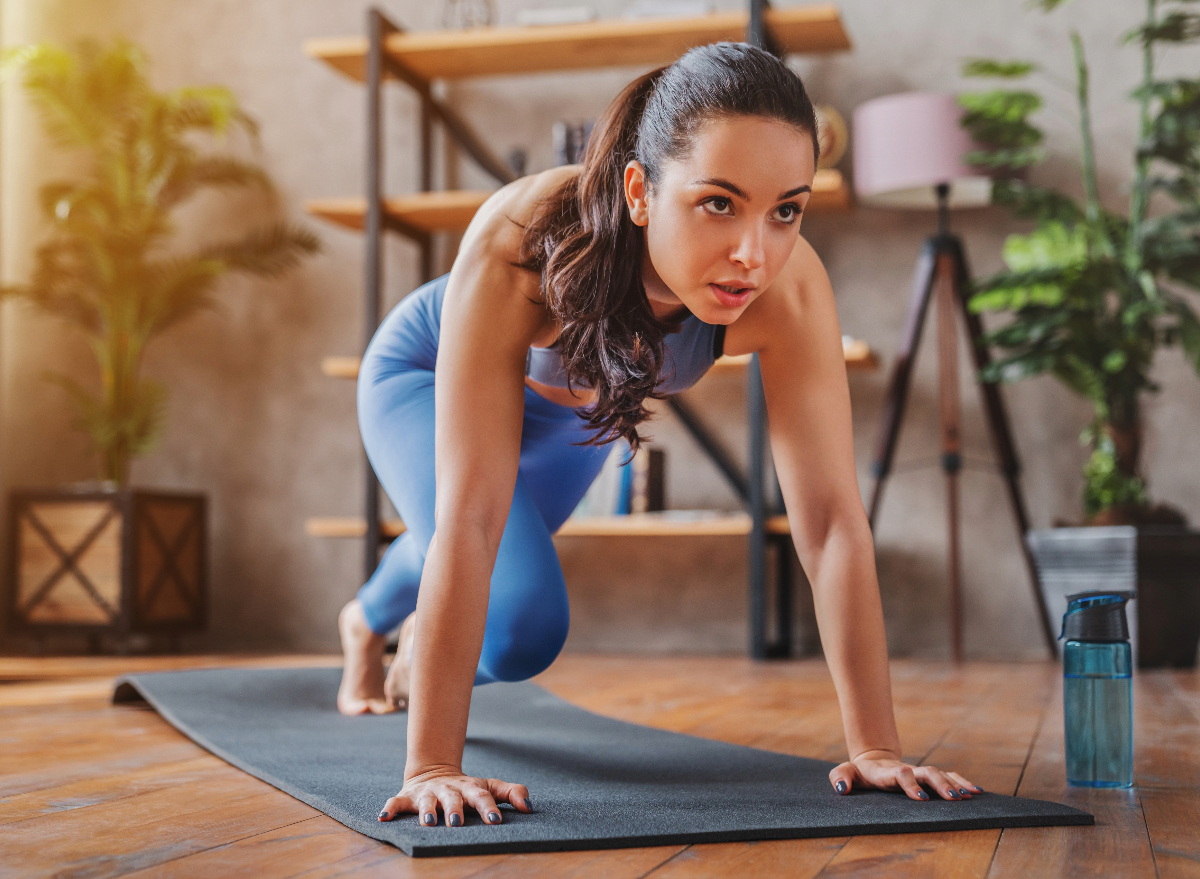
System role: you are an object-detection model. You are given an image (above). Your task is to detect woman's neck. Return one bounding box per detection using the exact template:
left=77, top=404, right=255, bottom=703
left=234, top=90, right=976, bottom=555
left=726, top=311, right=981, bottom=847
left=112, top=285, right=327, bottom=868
left=641, top=252, right=689, bottom=324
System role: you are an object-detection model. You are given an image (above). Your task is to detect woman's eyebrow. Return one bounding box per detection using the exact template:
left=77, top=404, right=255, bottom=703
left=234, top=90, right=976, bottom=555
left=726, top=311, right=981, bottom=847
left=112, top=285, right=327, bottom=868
left=693, top=178, right=812, bottom=201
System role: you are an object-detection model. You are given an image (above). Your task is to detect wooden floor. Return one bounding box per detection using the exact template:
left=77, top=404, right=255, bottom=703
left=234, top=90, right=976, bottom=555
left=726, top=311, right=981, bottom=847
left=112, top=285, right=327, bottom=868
left=2, top=654, right=1198, bottom=878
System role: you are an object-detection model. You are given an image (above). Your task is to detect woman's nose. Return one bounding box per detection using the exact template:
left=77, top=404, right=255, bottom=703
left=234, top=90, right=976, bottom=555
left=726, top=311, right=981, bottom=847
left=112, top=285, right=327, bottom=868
left=730, top=223, right=765, bottom=271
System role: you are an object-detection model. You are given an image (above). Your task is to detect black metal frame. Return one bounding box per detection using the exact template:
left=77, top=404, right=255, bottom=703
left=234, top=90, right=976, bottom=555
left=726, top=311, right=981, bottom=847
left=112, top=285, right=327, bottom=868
left=357, top=3, right=795, bottom=659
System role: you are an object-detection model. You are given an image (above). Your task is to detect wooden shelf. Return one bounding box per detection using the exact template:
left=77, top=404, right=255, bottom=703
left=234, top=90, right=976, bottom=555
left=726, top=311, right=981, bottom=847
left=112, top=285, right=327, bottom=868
left=306, top=512, right=789, bottom=540
left=306, top=190, right=495, bottom=234
left=322, top=335, right=877, bottom=382
left=305, top=6, right=850, bottom=83
left=307, top=169, right=850, bottom=237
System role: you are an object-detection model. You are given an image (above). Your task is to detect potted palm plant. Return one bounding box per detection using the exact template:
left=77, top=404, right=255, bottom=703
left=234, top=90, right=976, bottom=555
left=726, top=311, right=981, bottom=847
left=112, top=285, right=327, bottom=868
left=960, top=0, right=1200, bottom=666
left=2, top=39, right=318, bottom=651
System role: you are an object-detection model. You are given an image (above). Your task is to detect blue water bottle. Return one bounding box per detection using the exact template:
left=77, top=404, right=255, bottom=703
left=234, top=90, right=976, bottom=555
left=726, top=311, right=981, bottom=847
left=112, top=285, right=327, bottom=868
left=1061, top=591, right=1134, bottom=788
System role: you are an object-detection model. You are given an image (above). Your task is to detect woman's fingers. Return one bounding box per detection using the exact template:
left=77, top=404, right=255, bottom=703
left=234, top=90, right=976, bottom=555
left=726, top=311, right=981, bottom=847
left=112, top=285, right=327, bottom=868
left=914, top=765, right=968, bottom=800
left=467, top=784, right=504, bottom=824
left=828, top=761, right=859, bottom=795
left=488, top=778, right=534, bottom=812
left=890, top=764, right=931, bottom=801
left=947, top=770, right=983, bottom=795
left=378, top=792, right=413, bottom=822
left=417, top=792, right=440, bottom=826
left=441, top=789, right=466, bottom=827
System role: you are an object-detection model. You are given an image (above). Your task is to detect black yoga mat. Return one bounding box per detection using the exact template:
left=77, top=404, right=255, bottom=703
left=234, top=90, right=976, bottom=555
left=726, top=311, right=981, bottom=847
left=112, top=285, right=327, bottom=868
left=113, top=667, right=1091, bottom=857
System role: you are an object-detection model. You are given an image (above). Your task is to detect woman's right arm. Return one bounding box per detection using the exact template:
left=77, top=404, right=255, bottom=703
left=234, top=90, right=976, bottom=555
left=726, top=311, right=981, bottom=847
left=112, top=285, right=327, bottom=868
left=377, top=175, right=563, bottom=828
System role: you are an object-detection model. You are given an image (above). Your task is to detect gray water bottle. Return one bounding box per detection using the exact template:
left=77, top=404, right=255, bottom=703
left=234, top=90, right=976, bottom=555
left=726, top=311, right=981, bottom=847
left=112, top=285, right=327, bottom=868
left=1061, top=591, right=1134, bottom=788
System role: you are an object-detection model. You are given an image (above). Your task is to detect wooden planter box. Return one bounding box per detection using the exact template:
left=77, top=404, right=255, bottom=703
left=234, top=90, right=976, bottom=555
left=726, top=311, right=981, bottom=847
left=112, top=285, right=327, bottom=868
left=6, top=487, right=207, bottom=645
left=1027, top=526, right=1200, bottom=668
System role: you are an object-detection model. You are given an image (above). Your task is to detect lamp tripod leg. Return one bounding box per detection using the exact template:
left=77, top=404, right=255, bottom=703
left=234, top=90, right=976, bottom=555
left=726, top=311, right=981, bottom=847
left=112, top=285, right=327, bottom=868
left=867, top=238, right=940, bottom=530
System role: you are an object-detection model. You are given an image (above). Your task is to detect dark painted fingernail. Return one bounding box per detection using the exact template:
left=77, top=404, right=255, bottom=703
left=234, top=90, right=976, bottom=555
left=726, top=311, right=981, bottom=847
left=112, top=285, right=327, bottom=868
left=917, top=791, right=930, bottom=800
left=523, top=797, right=533, bottom=811
left=379, top=810, right=390, bottom=820
left=488, top=811, right=501, bottom=823
left=450, top=813, right=462, bottom=827
left=424, top=812, right=436, bottom=825
left=948, top=790, right=962, bottom=799
left=959, top=788, right=970, bottom=796
left=973, top=786, right=984, bottom=792
left=835, top=780, right=847, bottom=795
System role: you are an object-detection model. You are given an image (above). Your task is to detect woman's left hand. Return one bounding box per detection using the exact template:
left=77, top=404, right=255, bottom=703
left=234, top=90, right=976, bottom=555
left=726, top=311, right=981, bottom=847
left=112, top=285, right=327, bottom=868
left=829, top=750, right=983, bottom=801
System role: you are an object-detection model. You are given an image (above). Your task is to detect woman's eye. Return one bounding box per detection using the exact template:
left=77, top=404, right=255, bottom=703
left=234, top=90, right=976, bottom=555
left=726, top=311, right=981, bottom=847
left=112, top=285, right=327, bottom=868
left=775, top=203, right=801, bottom=223
left=703, top=197, right=733, bottom=215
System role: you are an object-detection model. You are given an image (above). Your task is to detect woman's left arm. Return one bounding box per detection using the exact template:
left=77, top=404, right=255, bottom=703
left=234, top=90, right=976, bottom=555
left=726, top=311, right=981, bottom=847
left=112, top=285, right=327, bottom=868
left=745, top=237, right=980, bottom=802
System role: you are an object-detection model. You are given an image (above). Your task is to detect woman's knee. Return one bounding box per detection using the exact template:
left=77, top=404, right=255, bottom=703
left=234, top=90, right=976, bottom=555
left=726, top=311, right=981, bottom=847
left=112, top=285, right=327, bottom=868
left=478, top=595, right=570, bottom=682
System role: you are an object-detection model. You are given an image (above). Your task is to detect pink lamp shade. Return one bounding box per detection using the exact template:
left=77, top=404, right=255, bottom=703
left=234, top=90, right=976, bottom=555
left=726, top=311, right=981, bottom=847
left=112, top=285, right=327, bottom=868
left=852, top=91, right=992, bottom=210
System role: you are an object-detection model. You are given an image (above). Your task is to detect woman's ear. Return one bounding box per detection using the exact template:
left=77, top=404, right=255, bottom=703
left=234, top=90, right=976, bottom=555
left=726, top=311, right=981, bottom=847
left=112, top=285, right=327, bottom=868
left=624, top=160, right=650, bottom=227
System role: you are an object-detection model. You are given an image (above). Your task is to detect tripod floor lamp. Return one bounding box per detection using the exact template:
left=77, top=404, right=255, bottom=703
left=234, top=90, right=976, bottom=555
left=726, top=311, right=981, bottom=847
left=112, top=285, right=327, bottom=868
left=852, top=92, right=1056, bottom=662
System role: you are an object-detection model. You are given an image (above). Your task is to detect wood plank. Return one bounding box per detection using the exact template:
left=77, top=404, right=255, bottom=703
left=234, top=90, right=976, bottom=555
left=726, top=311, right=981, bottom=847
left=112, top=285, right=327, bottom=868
left=0, top=776, right=317, bottom=878
left=0, top=653, right=341, bottom=683
left=305, top=190, right=494, bottom=234
left=812, top=664, right=1056, bottom=879
left=1134, top=672, right=1200, bottom=877
left=304, top=6, right=850, bottom=83
left=986, top=674, right=1156, bottom=879
left=647, top=839, right=848, bottom=878
left=305, top=512, right=794, bottom=540
left=0, top=756, right=223, bottom=824
left=320, top=332, right=876, bottom=384
left=306, top=170, right=850, bottom=238
left=288, top=842, right=508, bottom=879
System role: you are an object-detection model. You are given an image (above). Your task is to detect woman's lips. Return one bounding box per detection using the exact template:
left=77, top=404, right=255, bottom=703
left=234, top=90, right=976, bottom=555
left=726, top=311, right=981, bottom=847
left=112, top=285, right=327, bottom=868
left=709, top=283, right=754, bottom=308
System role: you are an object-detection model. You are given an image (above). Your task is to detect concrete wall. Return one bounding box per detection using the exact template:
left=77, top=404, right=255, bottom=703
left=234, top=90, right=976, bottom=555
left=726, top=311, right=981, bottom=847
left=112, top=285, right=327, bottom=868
left=2, top=0, right=1197, bottom=657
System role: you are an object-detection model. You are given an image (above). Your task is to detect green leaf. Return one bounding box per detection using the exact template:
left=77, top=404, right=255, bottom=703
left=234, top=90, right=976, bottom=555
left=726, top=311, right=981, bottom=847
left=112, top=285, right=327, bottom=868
left=992, top=179, right=1084, bottom=224
left=1103, top=350, right=1128, bottom=372
left=200, top=222, right=320, bottom=276
left=964, top=146, right=1045, bottom=170
left=1125, top=11, right=1200, bottom=44
left=1173, top=299, right=1200, bottom=374
left=1002, top=222, right=1088, bottom=272
left=959, top=91, right=1044, bottom=149
left=961, top=58, right=1036, bottom=78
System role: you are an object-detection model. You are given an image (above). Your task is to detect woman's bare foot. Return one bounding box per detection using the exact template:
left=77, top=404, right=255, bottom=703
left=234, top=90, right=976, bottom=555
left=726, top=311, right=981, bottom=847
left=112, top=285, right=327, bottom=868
left=383, top=610, right=417, bottom=710
left=337, top=600, right=399, bottom=716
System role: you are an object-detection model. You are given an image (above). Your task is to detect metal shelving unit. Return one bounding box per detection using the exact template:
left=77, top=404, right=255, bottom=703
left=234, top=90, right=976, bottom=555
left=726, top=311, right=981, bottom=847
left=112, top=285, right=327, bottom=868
left=305, top=2, right=856, bottom=659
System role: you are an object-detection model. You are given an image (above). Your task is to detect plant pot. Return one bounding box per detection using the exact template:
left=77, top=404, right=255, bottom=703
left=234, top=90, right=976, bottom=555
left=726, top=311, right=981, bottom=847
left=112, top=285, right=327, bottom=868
left=6, top=485, right=207, bottom=650
left=1027, top=526, right=1200, bottom=668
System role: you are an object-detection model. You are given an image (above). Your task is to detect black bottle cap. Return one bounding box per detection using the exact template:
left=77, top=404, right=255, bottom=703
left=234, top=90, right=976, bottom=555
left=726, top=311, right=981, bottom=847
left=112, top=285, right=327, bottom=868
left=1060, top=591, right=1135, bottom=643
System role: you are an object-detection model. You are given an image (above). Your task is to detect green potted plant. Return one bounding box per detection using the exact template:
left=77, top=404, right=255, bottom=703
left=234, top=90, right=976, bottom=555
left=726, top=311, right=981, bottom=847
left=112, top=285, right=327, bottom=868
left=2, top=39, right=318, bottom=651
left=960, top=0, right=1200, bottom=666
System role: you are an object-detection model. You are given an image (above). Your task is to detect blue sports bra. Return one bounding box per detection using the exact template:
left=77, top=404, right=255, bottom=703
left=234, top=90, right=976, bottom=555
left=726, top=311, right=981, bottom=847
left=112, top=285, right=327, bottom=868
left=525, top=314, right=726, bottom=395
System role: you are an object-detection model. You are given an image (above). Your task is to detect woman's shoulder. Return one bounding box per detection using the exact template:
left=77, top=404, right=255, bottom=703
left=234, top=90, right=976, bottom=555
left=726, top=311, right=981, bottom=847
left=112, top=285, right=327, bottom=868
left=465, top=165, right=580, bottom=253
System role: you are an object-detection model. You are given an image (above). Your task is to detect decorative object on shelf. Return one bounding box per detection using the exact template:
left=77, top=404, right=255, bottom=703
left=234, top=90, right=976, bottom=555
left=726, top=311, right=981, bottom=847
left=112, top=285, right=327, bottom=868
left=813, top=104, right=848, bottom=169
left=960, top=0, right=1200, bottom=666
left=441, top=0, right=495, bottom=30
left=853, top=90, right=1054, bottom=661
left=552, top=120, right=594, bottom=166
left=623, top=0, right=714, bottom=19
left=507, top=147, right=528, bottom=178
left=1, top=39, right=318, bottom=652
left=615, top=446, right=666, bottom=515
left=515, top=6, right=597, bottom=26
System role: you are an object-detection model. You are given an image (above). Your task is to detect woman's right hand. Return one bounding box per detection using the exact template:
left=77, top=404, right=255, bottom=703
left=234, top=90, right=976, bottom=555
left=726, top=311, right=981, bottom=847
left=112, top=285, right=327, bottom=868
left=378, top=766, right=534, bottom=827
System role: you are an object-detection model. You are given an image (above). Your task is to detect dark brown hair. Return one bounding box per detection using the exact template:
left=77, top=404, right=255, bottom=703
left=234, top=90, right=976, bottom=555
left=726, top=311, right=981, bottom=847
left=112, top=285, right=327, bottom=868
left=517, top=42, right=819, bottom=450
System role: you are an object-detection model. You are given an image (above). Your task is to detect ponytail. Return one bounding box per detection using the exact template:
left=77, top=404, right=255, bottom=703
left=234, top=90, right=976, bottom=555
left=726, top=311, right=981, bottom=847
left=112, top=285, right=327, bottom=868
left=517, top=68, right=669, bottom=451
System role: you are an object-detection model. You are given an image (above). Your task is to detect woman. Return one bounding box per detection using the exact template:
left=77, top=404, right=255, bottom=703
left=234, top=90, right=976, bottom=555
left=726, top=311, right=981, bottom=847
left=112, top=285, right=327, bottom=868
left=338, top=42, right=981, bottom=828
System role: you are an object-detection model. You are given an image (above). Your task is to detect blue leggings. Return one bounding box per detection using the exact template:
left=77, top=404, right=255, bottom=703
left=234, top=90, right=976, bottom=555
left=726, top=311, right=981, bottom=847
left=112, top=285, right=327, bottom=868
left=355, top=274, right=611, bottom=685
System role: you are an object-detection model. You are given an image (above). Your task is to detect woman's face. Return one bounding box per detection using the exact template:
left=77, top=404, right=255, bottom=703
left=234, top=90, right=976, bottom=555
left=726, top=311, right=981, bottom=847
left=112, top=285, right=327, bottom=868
left=624, top=114, right=816, bottom=325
